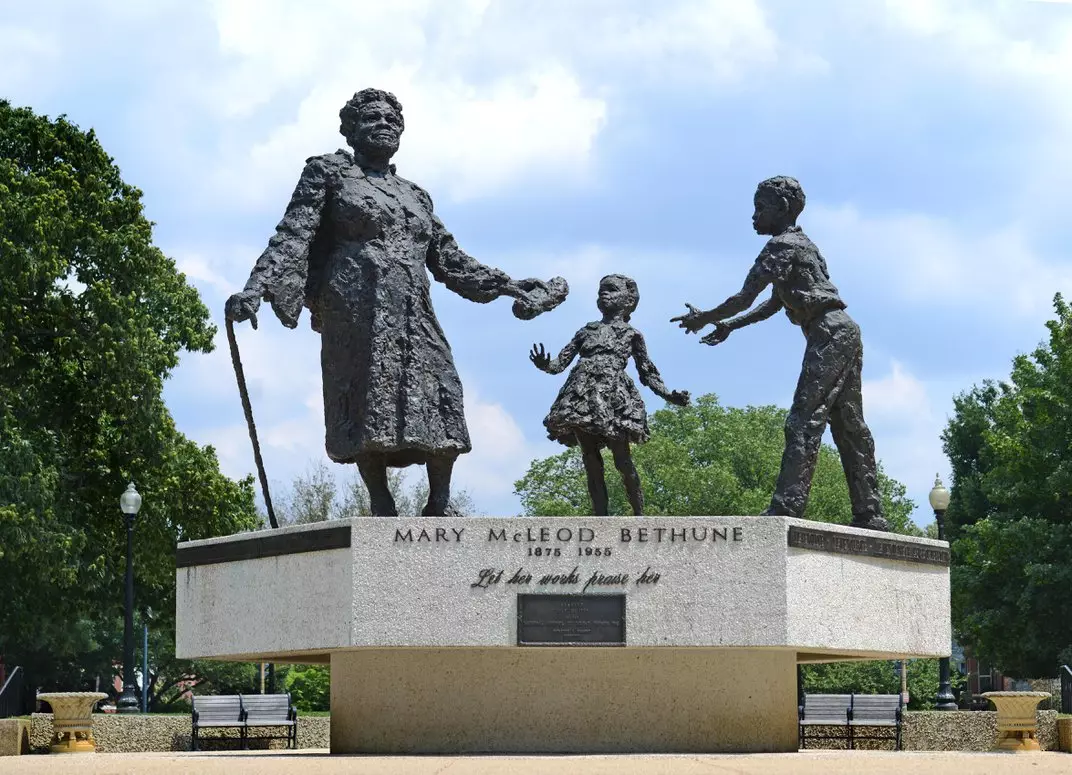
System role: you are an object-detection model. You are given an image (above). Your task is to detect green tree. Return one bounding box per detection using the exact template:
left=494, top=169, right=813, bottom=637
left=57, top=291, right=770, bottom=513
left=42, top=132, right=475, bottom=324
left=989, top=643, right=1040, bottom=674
left=279, top=460, right=343, bottom=524
left=0, top=100, right=260, bottom=697
left=284, top=665, right=330, bottom=711
left=801, top=659, right=958, bottom=711
left=278, top=459, right=478, bottom=523
left=941, top=297, right=1072, bottom=677
left=515, top=394, right=916, bottom=533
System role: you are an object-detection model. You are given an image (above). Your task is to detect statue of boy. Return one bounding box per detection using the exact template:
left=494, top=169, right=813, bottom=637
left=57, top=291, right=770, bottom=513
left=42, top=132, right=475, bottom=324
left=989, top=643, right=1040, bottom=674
left=225, top=88, right=567, bottom=516
left=672, top=176, right=888, bottom=531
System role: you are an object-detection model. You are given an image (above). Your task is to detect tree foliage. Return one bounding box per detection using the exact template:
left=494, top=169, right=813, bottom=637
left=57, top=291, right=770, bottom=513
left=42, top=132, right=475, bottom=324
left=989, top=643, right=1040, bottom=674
left=801, top=659, right=959, bottom=711
left=515, top=394, right=917, bottom=533
left=0, top=100, right=260, bottom=696
left=284, top=665, right=330, bottom=711
left=277, top=459, right=477, bottom=524
left=942, top=294, right=1072, bottom=676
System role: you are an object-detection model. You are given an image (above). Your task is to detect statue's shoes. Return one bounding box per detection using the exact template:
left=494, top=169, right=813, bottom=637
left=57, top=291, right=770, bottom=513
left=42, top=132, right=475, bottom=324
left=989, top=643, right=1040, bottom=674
left=849, top=514, right=890, bottom=532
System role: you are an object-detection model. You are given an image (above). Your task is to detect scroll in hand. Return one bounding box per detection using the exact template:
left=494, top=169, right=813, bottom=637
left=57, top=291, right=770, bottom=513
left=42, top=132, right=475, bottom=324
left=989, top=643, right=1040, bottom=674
left=510, top=277, right=570, bottom=320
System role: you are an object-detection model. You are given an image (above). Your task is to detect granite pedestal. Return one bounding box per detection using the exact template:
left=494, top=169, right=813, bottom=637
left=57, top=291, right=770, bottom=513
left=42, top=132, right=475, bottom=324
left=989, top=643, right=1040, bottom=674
left=175, top=516, right=950, bottom=754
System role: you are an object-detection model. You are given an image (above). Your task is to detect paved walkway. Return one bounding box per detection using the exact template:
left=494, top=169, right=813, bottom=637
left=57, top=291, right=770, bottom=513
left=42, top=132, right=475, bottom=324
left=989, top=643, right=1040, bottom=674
left=3, top=751, right=1070, bottom=774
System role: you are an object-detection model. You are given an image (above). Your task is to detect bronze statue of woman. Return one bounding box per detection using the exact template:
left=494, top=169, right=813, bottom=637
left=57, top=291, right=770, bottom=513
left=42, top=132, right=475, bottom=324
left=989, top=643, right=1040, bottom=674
left=225, top=88, right=567, bottom=516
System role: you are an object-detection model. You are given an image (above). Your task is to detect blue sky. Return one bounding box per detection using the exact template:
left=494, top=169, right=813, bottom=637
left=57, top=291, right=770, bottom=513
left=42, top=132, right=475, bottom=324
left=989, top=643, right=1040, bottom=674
left=4, top=0, right=1072, bottom=524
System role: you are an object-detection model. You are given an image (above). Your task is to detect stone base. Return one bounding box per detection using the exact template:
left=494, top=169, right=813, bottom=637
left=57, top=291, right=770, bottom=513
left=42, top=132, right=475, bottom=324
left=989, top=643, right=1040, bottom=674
left=1058, top=717, right=1072, bottom=753
left=329, top=647, right=797, bottom=754
left=995, top=731, right=1042, bottom=753
left=0, top=719, right=31, bottom=756
left=177, top=517, right=950, bottom=755
left=50, top=730, right=97, bottom=753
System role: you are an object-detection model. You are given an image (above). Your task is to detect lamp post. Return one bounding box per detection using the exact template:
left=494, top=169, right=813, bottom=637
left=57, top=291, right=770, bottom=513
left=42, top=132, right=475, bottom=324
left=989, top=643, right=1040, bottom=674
left=117, top=483, right=142, bottom=714
left=929, top=474, right=957, bottom=711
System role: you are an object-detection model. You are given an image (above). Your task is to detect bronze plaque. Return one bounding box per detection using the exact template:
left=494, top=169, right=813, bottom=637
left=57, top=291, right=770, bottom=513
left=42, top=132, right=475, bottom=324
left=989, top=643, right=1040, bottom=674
left=787, top=525, right=949, bottom=567
left=517, top=594, right=626, bottom=646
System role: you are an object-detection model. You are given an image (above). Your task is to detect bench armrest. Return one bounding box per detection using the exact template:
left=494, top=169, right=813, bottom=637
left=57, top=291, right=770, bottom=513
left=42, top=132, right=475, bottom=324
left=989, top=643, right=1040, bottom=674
left=192, top=709, right=199, bottom=723
left=289, top=705, right=298, bottom=722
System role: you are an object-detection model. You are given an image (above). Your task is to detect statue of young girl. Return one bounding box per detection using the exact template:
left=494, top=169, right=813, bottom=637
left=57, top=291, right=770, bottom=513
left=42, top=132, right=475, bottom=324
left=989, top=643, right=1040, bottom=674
left=530, top=274, right=690, bottom=516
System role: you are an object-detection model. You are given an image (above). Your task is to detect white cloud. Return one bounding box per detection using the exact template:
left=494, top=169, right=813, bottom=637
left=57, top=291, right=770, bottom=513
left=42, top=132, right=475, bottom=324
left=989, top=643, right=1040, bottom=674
left=182, top=0, right=811, bottom=208
left=173, top=251, right=239, bottom=298
left=455, top=380, right=553, bottom=514
left=2, top=1, right=834, bottom=211
left=862, top=359, right=951, bottom=523
left=399, top=66, right=606, bottom=202
left=880, top=0, right=1072, bottom=119
left=228, top=64, right=607, bottom=206
left=863, top=360, right=931, bottom=420
left=809, top=204, right=1072, bottom=319
left=570, top=0, right=784, bottom=82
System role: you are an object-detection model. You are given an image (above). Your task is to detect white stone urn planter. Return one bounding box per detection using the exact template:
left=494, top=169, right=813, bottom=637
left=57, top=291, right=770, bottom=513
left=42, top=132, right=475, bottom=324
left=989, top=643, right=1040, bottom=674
left=981, top=691, right=1051, bottom=752
left=36, top=692, right=108, bottom=753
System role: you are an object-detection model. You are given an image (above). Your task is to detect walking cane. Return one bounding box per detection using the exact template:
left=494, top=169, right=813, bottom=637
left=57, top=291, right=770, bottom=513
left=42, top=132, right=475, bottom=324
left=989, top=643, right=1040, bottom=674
left=226, top=316, right=279, bottom=529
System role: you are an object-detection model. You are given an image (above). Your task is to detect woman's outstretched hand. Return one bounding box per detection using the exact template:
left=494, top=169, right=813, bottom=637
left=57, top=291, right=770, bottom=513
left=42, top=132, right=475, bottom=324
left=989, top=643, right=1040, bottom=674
left=667, top=389, right=691, bottom=407
left=530, top=343, right=552, bottom=372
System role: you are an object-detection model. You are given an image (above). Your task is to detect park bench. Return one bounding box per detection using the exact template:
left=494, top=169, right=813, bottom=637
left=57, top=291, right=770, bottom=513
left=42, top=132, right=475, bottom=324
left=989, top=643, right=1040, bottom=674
left=799, top=693, right=903, bottom=750
left=191, top=693, right=297, bottom=750
left=241, top=693, right=298, bottom=749
left=799, top=693, right=852, bottom=748
left=848, top=693, right=902, bottom=750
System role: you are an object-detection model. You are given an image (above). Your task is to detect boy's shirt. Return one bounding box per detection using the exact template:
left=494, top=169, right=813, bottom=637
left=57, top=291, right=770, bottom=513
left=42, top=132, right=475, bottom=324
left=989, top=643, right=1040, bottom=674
left=751, top=226, right=846, bottom=328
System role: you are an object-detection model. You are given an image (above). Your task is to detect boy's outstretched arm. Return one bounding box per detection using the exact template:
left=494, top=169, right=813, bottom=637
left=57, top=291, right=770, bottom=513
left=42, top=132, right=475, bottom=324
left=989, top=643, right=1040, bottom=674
left=700, top=292, right=782, bottom=346
left=672, top=261, right=772, bottom=334
left=726, top=292, right=782, bottom=330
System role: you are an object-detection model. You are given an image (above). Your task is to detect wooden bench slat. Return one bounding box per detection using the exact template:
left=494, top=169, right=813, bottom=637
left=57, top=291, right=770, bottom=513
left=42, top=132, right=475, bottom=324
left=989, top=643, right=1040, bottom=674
left=195, top=720, right=247, bottom=727
left=243, top=695, right=294, bottom=726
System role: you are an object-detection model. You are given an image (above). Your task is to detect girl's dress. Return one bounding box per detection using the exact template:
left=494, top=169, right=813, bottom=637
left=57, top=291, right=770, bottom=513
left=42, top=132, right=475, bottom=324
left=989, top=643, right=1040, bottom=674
left=544, top=320, right=664, bottom=447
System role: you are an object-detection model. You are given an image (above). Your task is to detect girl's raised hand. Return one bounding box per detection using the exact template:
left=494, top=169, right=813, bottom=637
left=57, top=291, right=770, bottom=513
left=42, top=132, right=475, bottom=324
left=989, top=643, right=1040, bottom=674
left=530, top=343, right=551, bottom=371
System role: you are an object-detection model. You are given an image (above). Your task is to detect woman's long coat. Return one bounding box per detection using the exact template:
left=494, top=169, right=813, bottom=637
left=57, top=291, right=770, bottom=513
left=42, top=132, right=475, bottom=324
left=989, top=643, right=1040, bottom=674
left=244, top=149, right=515, bottom=467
